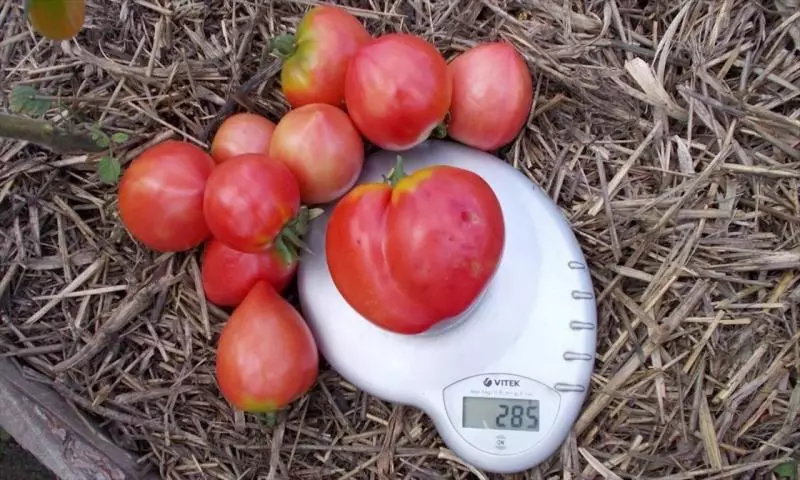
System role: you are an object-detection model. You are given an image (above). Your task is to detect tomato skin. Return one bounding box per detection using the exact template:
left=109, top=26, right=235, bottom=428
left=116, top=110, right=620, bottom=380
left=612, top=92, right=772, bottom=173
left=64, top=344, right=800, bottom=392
left=268, top=103, right=364, bottom=204
left=26, top=0, right=85, bottom=40
left=201, top=239, right=298, bottom=308
left=281, top=5, right=371, bottom=108
left=325, top=164, right=504, bottom=334
left=447, top=42, right=533, bottom=151
left=118, top=141, right=216, bottom=252
left=344, top=34, right=452, bottom=151
left=210, top=113, right=276, bottom=164
left=203, top=154, right=301, bottom=254
left=215, top=281, right=318, bottom=412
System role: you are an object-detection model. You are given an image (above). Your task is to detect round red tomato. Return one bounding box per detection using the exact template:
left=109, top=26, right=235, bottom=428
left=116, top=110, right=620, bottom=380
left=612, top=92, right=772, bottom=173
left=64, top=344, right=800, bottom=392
left=269, top=103, right=364, bottom=204
left=118, top=140, right=215, bottom=252
left=203, top=153, right=301, bottom=254
left=447, top=42, right=533, bottom=151
left=201, top=238, right=298, bottom=307
left=27, top=0, right=85, bottom=40
left=344, top=33, right=452, bottom=151
left=210, top=113, right=276, bottom=164
left=215, top=281, right=318, bottom=412
left=279, top=5, right=371, bottom=108
left=325, top=158, right=505, bottom=334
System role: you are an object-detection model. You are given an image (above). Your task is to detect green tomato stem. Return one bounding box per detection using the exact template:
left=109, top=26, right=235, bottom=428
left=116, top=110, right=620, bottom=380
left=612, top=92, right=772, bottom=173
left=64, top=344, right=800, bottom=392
left=430, top=122, right=448, bottom=139
left=270, top=34, right=297, bottom=59
left=385, top=155, right=408, bottom=187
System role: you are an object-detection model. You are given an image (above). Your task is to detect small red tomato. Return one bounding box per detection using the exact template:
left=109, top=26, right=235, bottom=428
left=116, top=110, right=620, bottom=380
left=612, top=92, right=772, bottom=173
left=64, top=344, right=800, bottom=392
left=279, top=5, right=371, bottom=108
left=118, top=140, right=216, bottom=252
left=203, top=153, right=301, bottom=254
left=344, top=34, right=452, bottom=151
left=325, top=157, right=505, bottom=334
left=210, top=113, right=276, bottom=164
left=215, top=281, right=318, bottom=412
left=269, top=103, right=364, bottom=204
left=201, top=238, right=298, bottom=308
left=26, top=0, right=85, bottom=40
left=447, top=42, right=533, bottom=151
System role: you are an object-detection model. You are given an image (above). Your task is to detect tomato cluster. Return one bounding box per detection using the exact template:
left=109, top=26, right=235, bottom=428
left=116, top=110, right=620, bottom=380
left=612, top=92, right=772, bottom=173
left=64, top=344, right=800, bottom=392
left=116, top=5, right=532, bottom=415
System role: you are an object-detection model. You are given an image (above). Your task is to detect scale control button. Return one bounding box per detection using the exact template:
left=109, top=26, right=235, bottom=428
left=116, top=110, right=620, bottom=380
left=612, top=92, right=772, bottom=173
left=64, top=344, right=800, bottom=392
left=570, top=320, right=595, bottom=331
left=567, top=261, right=586, bottom=270
left=495, top=435, right=506, bottom=450
left=563, top=351, right=593, bottom=362
left=571, top=290, right=594, bottom=300
left=554, top=383, right=586, bottom=393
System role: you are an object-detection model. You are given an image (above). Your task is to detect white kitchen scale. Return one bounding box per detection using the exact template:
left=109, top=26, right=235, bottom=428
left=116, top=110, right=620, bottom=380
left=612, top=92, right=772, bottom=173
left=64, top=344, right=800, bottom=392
left=297, top=139, right=597, bottom=474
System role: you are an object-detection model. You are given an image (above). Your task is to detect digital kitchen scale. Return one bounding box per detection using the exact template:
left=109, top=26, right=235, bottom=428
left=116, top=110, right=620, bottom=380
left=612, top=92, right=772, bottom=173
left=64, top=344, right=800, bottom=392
left=297, top=139, right=597, bottom=474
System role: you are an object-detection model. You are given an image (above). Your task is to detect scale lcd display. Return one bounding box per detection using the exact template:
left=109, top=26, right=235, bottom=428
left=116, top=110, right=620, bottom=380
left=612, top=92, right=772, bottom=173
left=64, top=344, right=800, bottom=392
left=462, top=397, right=540, bottom=431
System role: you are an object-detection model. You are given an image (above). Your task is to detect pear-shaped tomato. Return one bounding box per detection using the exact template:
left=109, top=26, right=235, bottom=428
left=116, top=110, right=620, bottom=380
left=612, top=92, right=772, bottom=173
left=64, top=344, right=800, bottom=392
left=201, top=239, right=298, bottom=308
left=325, top=157, right=505, bottom=334
left=278, top=5, right=371, bottom=108
left=446, top=42, right=533, bottom=151
left=215, top=281, right=318, bottom=412
left=26, top=0, right=85, bottom=40
left=344, top=34, right=452, bottom=151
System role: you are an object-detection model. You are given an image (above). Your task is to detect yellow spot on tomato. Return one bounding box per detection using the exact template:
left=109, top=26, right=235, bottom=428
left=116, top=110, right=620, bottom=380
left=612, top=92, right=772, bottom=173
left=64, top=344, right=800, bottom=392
left=391, top=168, right=434, bottom=204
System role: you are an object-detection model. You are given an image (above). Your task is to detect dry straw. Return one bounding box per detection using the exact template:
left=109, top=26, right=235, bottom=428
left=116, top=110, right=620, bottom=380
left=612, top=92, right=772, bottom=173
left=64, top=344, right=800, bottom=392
left=1, top=1, right=799, bottom=479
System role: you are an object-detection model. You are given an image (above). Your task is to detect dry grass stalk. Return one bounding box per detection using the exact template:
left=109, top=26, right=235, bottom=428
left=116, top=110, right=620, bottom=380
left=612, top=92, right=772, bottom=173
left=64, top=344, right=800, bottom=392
left=1, top=0, right=799, bottom=479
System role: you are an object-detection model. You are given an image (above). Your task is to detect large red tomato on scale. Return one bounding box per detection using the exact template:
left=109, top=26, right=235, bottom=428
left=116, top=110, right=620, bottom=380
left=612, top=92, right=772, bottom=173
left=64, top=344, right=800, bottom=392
left=277, top=5, right=371, bottom=108
left=215, top=281, right=318, bottom=412
left=118, top=140, right=216, bottom=252
left=210, top=113, right=276, bottom=164
left=203, top=153, right=301, bottom=254
left=446, top=42, right=533, bottom=151
left=201, top=239, right=298, bottom=308
left=269, top=103, right=364, bottom=204
left=325, top=157, right=505, bottom=334
left=344, top=34, right=452, bottom=151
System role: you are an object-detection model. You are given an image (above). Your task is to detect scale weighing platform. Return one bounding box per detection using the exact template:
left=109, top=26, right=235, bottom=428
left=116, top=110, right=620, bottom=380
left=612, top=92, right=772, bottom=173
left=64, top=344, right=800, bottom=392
left=297, top=139, right=597, bottom=474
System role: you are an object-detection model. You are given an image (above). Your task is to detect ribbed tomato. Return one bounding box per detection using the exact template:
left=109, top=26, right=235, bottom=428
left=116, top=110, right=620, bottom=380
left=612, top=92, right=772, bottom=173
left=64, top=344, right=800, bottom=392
left=210, top=113, right=275, bottom=164
left=325, top=157, right=505, bottom=334
left=215, top=281, right=318, bottom=412
left=203, top=153, right=301, bottom=254
left=269, top=103, right=364, bottom=204
left=26, top=0, right=85, bottom=40
left=201, top=238, right=298, bottom=308
left=344, top=34, right=452, bottom=151
left=118, top=141, right=216, bottom=252
left=278, top=5, right=371, bottom=108
left=446, top=42, right=533, bottom=151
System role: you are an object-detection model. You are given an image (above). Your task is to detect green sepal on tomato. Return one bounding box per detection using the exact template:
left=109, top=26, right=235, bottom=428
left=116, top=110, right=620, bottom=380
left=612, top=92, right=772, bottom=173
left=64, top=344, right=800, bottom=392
left=274, top=5, right=371, bottom=108
left=325, top=156, right=505, bottom=335
left=201, top=238, right=298, bottom=308
left=344, top=34, right=453, bottom=151
left=118, top=140, right=216, bottom=253
left=26, top=0, right=85, bottom=40
left=215, top=281, right=318, bottom=413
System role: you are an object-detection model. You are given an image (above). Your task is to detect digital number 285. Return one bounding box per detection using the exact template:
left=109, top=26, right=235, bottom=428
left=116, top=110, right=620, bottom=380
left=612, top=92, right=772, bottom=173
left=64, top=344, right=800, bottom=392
left=496, top=404, right=538, bottom=429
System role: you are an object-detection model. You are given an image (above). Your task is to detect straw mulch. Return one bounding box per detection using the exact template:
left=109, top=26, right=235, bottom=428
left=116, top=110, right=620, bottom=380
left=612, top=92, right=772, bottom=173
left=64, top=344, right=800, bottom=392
left=1, top=1, right=799, bottom=479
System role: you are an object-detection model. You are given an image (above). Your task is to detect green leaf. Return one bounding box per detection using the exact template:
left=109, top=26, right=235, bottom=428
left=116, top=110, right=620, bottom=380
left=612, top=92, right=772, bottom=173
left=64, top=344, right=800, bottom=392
left=98, top=155, right=121, bottom=184
left=91, top=129, right=110, bottom=148
left=9, top=85, right=51, bottom=117
left=774, top=461, right=798, bottom=480
left=111, top=132, right=129, bottom=144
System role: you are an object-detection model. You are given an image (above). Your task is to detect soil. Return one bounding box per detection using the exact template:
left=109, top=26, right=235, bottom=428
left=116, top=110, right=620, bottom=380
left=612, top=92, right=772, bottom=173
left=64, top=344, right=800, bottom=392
left=0, top=435, right=56, bottom=480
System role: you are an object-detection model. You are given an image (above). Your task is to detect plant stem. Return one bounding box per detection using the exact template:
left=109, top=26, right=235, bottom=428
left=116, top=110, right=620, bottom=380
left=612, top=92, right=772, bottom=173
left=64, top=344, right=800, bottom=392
left=0, top=114, right=105, bottom=154
left=386, top=155, right=408, bottom=187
